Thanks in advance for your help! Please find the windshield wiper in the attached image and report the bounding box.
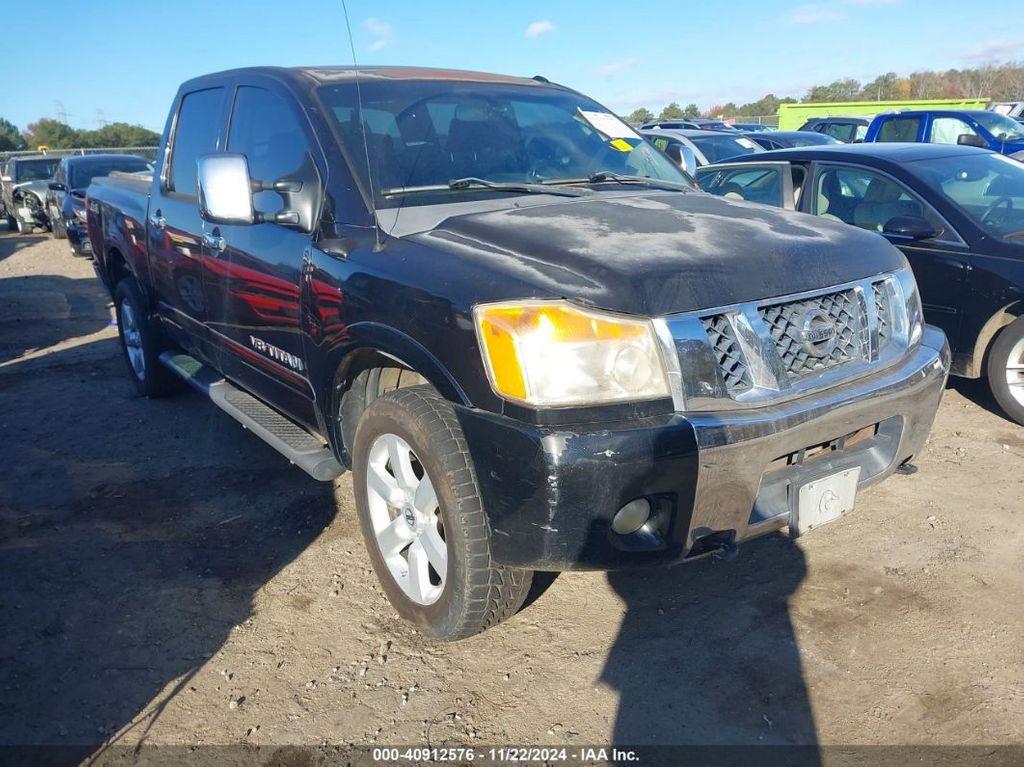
[381,177,586,198]
[544,172,695,192]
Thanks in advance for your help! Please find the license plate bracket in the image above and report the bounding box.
[790,467,861,537]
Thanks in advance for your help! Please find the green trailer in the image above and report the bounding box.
[777,98,989,132]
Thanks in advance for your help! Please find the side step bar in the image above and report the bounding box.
[159,352,344,481]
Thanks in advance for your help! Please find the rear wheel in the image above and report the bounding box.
[987,316,1024,426]
[113,278,180,398]
[352,386,532,640]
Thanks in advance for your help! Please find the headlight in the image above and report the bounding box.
[893,268,923,345]
[73,207,87,222]
[474,300,670,407]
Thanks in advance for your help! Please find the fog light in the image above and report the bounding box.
[611,498,651,535]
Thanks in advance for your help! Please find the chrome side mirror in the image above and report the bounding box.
[197,153,254,226]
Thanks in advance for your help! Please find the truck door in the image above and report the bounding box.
[148,86,227,350]
[208,83,320,426]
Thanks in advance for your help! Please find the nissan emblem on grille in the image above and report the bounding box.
[798,309,839,357]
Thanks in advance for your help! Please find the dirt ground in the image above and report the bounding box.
[1,229,1022,761]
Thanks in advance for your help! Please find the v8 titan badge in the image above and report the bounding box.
[792,467,861,536]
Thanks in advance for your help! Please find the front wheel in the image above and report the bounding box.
[352,386,532,640]
[52,216,67,239]
[988,316,1024,426]
[15,216,31,235]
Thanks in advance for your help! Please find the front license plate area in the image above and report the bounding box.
[791,467,861,537]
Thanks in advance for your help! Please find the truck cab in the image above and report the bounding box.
[865,110,1024,155]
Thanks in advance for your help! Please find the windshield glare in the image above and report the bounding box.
[973,111,1024,141]
[15,159,59,181]
[317,81,687,206]
[908,153,1024,241]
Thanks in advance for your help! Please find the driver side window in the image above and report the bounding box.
[929,117,978,145]
[812,165,943,235]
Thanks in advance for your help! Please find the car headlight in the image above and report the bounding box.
[474,300,670,407]
[892,268,923,346]
[72,207,87,222]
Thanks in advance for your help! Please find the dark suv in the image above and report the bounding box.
[799,116,871,143]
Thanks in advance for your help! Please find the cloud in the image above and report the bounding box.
[958,37,1024,62]
[783,3,845,24]
[525,20,555,39]
[598,58,639,78]
[364,17,394,51]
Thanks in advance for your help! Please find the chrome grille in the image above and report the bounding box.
[700,314,752,394]
[758,289,866,377]
[873,281,892,350]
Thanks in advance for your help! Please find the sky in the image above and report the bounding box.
[1,0,1018,134]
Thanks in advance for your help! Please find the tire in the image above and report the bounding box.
[52,216,67,240]
[15,216,31,235]
[987,316,1024,426]
[113,278,180,398]
[352,386,532,640]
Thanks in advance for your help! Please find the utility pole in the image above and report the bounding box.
[54,101,69,123]
[95,109,108,128]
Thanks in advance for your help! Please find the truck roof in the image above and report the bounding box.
[183,65,552,90]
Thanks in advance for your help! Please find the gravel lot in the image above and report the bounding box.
[1,229,1022,760]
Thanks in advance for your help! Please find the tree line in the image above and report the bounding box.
[0,116,160,152]
[626,61,1024,125]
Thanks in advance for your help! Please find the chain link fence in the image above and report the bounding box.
[0,146,159,165]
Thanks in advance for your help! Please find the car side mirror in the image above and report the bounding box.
[956,133,988,149]
[197,154,255,226]
[883,215,938,241]
[48,181,67,192]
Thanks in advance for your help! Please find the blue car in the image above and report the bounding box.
[864,110,1024,155]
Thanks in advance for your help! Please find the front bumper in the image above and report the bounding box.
[67,222,92,254]
[458,326,949,570]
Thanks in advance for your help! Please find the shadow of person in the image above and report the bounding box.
[601,533,819,761]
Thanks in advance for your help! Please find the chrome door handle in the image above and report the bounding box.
[203,232,227,252]
[149,213,166,229]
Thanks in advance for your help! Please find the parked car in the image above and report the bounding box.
[642,128,765,166]
[46,154,153,256]
[990,101,1024,120]
[865,110,1024,156]
[696,143,1024,424]
[799,116,872,143]
[640,119,701,130]
[743,130,841,150]
[1,155,60,233]
[642,118,739,132]
[86,66,948,639]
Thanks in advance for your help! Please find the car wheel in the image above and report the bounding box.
[113,278,180,398]
[53,217,67,240]
[15,216,31,235]
[352,385,532,640]
[987,316,1024,426]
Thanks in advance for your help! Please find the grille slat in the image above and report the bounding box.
[700,314,753,394]
[873,281,892,350]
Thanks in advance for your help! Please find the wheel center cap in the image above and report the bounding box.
[403,506,418,530]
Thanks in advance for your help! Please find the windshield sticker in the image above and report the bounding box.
[578,109,641,140]
[609,138,633,152]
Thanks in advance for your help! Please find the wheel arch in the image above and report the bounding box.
[966,300,1024,378]
[317,324,470,468]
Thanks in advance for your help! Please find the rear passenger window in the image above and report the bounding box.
[876,117,921,143]
[169,87,224,195]
[228,86,313,213]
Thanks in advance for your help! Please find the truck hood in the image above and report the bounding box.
[409,191,905,316]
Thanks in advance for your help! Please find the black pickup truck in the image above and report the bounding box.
[87,66,950,639]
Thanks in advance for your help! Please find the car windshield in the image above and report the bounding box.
[973,111,1024,142]
[70,157,152,189]
[317,79,686,207]
[687,133,764,163]
[14,159,59,181]
[906,152,1024,241]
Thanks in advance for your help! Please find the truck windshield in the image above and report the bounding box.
[15,159,59,181]
[317,80,686,207]
[972,111,1024,142]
